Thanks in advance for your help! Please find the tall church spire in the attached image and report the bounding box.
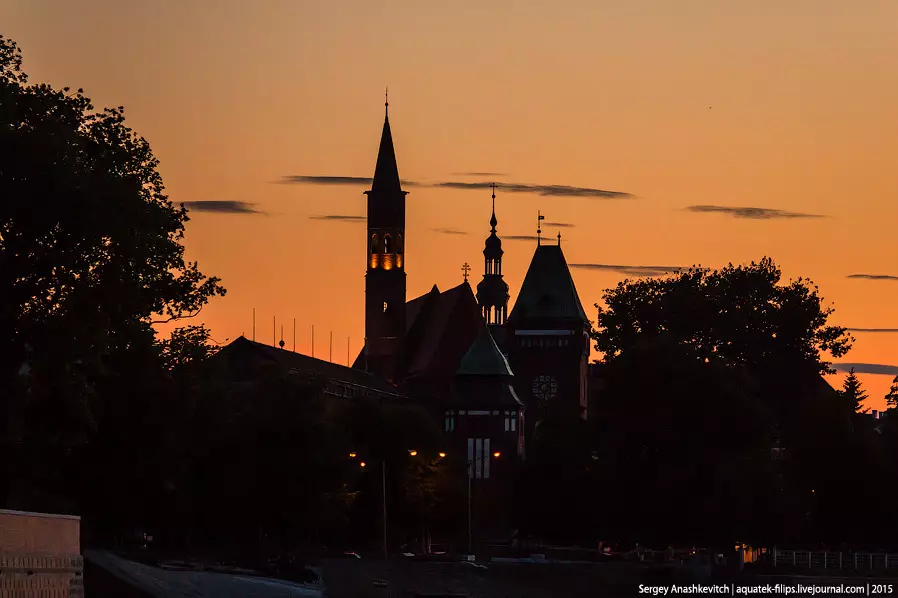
[364,93,407,383]
[371,88,402,194]
[476,184,510,326]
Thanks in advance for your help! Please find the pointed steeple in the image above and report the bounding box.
[489,182,498,232]
[371,89,402,193]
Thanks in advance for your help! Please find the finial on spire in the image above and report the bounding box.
[462,262,471,282]
[537,210,545,246]
[489,183,498,232]
[557,231,562,246]
[385,86,389,118]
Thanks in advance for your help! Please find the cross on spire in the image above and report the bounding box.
[489,182,497,199]
[489,183,498,232]
[462,262,471,282]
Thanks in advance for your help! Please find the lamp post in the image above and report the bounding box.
[467,451,501,556]
[352,449,444,560]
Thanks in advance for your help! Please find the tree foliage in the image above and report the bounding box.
[840,368,869,413]
[0,34,224,508]
[886,375,898,410]
[593,257,852,375]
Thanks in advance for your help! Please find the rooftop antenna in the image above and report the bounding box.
[279,325,285,350]
[330,331,334,362]
[537,210,545,246]
[311,325,315,358]
[347,336,351,366]
[273,316,276,347]
[293,318,296,352]
[252,308,256,342]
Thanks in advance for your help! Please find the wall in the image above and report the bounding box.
[0,509,84,597]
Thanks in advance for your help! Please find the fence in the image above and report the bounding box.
[761,548,898,572]
[0,509,84,597]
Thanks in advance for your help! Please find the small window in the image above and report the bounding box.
[370,234,378,253]
[383,301,388,313]
[384,234,392,253]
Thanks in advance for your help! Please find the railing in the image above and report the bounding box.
[761,549,898,572]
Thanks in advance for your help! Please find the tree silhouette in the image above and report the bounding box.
[840,368,869,413]
[886,375,898,411]
[0,34,224,508]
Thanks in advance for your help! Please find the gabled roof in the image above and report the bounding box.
[507,244,589,325]
[351,282,483,383]
[404,282,482,378]
[370,109,402,194]
[457,323,514,377]
[217,336,400,395]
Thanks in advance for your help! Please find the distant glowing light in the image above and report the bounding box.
[349,452,357,458]
[493,451,501,458]
[438,452,447,458]
[360,462,367,468]
[409,450,418,457]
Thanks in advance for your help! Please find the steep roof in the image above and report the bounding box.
[507,244,589,325]
[457,323,514,377]
[351,282,483,383]
[370,108,402,193]
[404,282,481,378]
[219,336,400,395]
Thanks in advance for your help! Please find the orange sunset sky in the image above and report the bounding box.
[4,1,897,407]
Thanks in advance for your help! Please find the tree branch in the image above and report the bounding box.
[151,305,203,325]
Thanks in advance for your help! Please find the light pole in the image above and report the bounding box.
[467,451,501,556]
[352,449,443,560]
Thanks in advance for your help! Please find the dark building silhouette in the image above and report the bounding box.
[505,241,591,429]
[476,184,510,329]
[217,100,590,478]
[363,98,408,383]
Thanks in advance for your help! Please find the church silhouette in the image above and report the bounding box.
[217,99,591,473]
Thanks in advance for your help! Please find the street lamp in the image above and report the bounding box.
[466,452,501,557]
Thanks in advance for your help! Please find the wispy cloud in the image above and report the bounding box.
[280,175,631,198]
[544,221,576,228]
[309,214,366,223]
[847,274,898,281]
[569,263,682,277]
[832,363,898,376]
[685,205,825,219]
[431,228,468,235]
[182,201,263,214]
[279,175,423,187]
[436,181,632,198]
[505,235,541,241]
[846,328,898,333]
[452,172,507,177]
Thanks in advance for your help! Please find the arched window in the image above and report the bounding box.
[384,234,392,253]
[370,234,378,253]
[396,234,403,254]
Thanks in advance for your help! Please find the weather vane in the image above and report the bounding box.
[537,210,545,245]
[462,262,471,282]
[489,182,497,199]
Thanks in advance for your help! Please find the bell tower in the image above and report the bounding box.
[476,183,510,326]
[364,92,407,382]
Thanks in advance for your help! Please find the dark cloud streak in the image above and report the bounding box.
[685,205,825,219]
[847,328,898,333]
[569,263,682,277]
[832,363,898,376]
[504,235,540,241]
[847,274,898,281]
[309,214,366,223]
[437,181,632,198]
[280,175,632,198]
[544,221,575,228]
[182,201,263,214]
[431,228,468,235]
